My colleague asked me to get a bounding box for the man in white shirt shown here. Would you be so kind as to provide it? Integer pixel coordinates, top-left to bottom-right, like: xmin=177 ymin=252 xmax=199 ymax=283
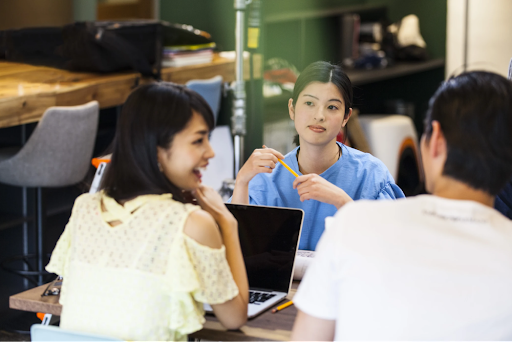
xmin=291 ymin=71 xmax=512 ymax=341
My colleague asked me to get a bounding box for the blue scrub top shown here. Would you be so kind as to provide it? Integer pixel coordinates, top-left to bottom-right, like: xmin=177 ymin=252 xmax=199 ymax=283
xmin=243 ymin=143 xmax=405 ymax=250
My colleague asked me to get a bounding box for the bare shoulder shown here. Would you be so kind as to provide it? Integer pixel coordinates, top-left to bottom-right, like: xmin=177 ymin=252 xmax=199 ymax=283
xmin=183 ymin=209 xmax=223 ymax=249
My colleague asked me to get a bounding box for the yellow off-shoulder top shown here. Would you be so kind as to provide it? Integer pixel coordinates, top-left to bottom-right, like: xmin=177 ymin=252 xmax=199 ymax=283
xmin=46 ymin=191 xmax=238 ymax=341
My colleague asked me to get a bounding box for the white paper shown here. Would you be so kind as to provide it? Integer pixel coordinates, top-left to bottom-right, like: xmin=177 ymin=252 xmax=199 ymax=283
xmin=293 ymin=250 xmax=316 ymax=280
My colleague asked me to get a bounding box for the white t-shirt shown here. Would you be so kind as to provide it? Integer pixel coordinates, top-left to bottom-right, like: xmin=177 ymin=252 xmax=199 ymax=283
xmin=294 ymin=195 xmax=512 ymax=340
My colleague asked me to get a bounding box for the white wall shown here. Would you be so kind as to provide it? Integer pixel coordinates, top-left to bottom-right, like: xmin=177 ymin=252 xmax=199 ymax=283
xmin=446 ymin=0 xmax=512 ymax=78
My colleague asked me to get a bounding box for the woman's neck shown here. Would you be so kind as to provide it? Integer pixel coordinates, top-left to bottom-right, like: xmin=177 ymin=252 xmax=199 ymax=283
xmin=297 ymin=140 xmax=340 ymax=175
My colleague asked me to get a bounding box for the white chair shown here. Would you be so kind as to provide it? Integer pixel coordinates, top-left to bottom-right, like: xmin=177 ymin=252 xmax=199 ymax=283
xmin=509 ymin=57 xmax=512 ymax=79
xmin=358 ymin=114 xmax=423 ymax=196
xmin=201 ymin=126 xmax=234 ymax=191
xmin=186 ymin=76 xmax=234 ymax=191
xmin=31 ymin=324 xmax=122 ymax=341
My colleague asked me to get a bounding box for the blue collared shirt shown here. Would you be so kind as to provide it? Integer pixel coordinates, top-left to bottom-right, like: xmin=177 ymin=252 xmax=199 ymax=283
xmin=243 ymin=143 xmax=405 ymax=250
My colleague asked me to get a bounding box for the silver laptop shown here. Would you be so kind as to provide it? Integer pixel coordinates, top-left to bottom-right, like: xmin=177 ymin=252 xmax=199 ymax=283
xmin=205 ymin=203 xmax=304 ymax=318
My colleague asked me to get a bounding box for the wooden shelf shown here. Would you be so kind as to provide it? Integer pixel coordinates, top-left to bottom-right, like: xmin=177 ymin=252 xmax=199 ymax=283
xmin=264 ymin=4 xmax=385 ymax=23
xmin=347 ymin=58 xmax=445 ymax=86
xmin=263 ymin=59 xmax=446 ymax=105
xmin=0 ymin=53 xmax=262 ymax=129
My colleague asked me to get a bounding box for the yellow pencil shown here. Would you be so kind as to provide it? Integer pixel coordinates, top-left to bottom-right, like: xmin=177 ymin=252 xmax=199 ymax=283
xmin=278 ymin=159 xmax=299 ymax=178
xmin=272 ymin=300 xmax=294 ymax=313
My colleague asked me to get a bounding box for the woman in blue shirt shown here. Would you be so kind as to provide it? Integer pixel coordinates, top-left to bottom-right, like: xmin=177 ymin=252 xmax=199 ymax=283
xmin=232 ymin=61 xmax=404 ymax=250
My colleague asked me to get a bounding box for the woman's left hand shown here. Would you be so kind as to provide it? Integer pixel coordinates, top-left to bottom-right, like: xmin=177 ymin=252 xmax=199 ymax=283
xmin=293 ymin=174 xmax=353 ymax=209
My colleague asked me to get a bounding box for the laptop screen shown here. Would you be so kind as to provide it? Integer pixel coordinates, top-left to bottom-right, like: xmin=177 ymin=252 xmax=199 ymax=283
xmin=226 ymin=204 xmax=304 ymax=293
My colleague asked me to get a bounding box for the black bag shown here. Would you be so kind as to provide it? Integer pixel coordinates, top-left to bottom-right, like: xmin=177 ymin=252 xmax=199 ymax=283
xmin=61 ymin=21 xmax=163 ymax=78
xmin=0 ymin=20 xmax=212 ymax=79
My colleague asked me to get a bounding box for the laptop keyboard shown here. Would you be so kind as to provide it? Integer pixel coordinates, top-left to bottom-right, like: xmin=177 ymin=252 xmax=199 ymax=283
xmin=249 ymin=291 xmax=276 ymax=304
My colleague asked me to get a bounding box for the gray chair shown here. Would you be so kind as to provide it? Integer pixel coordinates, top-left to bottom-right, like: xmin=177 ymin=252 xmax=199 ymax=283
xmin=0 ymin=101 xmax=99 ymax=285
xmin=186 ymin=75 xmax=223 ymax=122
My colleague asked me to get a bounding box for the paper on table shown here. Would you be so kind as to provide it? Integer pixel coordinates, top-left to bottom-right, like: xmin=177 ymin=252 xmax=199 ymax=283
xmin=293 ymin=250 xmax=316 ymax=280
xmin=293 ymin=216 xmax=334 ymax=280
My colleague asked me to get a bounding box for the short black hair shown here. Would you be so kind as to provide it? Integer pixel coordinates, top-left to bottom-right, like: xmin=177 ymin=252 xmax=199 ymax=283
xmin=292 ymin=61 xmax=353 ymax=146
xmin=424 ymin=71 xmax=512 ymax=195
xmin=101 ymin=82 xmax=214 ymax=202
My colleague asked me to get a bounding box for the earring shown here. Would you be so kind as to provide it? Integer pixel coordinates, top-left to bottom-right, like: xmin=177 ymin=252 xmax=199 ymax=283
xmin=158 ymin=162 xmax=163 ymax=172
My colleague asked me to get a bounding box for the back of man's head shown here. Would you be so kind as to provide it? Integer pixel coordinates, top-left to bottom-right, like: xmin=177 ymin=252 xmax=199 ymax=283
xmin=424 ymin=71 xmax=512 ymax=195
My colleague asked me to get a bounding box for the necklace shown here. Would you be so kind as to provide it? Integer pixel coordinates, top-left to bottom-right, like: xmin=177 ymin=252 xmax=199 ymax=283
xmin=296 ymin=143 xmax=342 ymax=174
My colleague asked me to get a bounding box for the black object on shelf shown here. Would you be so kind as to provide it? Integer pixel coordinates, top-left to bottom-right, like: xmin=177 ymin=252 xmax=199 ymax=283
xmin=0 ymin=20 xmax=213 ymax=79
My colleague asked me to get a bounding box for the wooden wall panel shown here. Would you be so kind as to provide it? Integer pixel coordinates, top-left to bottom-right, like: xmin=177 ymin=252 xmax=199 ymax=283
xmin=0 ymin=0 xmax=73 ymax=30
xmin=97 ymin=0 xmax=153 ymax=20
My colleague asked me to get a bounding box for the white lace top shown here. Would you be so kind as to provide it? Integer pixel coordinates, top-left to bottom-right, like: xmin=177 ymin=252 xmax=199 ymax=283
xmin=46 ymin=191 xmax=238 ymax=341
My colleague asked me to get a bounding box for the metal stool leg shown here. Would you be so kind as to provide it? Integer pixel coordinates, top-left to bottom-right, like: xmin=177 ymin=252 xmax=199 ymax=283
xmin=36 ymin=187 xmax=45 ymax=286
xmin=22 ymin=186 xmax=29 ymax=289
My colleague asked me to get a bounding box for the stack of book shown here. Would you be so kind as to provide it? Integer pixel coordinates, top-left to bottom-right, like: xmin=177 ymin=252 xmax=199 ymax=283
xmin=162 ymin=42 xmax=216 ymax=68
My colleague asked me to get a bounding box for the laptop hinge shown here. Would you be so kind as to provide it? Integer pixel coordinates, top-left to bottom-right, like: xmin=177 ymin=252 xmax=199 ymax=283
xmin=250 ymin=287 xmax=275 ymax=293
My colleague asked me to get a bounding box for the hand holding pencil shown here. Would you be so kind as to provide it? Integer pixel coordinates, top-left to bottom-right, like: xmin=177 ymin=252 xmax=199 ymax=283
xmin=260 ymin=145 xmax=299 ymax=178
xmin=235 ymin=145 xmax=285 ymax=185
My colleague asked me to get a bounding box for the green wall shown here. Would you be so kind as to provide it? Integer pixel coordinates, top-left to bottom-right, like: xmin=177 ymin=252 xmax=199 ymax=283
xmin=158 ymin=0 xmax=446 ymax=158
xmin=159 ymin=0 xmax=446 ymax=62
xmin=73 ymin=0 xmax=97 ymax=21
xmin=160 ymin=0 xmax=236 ymax=51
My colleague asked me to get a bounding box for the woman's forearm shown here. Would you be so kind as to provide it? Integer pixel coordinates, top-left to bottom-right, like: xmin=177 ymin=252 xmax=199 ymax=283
xmin=334 ymin=190 xmax=353 ymax=209
xmin=231 ymin=180 xmax=250 ymax=205
xmin=218 ymin=216 xmax=249 ymax=303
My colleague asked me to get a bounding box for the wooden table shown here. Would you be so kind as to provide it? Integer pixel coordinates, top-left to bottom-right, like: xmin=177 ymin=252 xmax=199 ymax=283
xmin=9 ymin=281 xmax=298 ymax=341
xmin=0 ymin=53 xmax=262 ymax=129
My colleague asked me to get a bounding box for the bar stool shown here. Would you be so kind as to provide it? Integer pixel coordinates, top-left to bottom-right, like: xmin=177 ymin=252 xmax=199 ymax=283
xmin=0 ymin=101 xmax=99 ymax=286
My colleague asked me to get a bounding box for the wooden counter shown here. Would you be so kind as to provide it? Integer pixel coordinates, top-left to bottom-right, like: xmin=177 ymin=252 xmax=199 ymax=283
xmin=0 ymin=53 xmax=262 ymax=129
xmin=10 ymin=280 xmax=298 ymax=341
xmin=9 ymin=284 xmax=62 ymax=316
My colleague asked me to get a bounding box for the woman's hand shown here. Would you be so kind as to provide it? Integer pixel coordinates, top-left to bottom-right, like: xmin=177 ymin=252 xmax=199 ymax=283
xmin=236 ymin=146 xmax=285 ymax=186
xmin=231 ymin=146 xmax=284 ymax=205
xmin=293 ymin=174 xmax=353 ymax=209
xmin=192 ymin=185 xmax=235 ymax=226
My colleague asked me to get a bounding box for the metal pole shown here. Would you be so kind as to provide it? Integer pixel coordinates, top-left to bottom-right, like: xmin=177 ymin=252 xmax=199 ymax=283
xmin=463 ymin=0 xmax=469 ymax=72
xmin=232 ymin=0 xmax=251 ymax=175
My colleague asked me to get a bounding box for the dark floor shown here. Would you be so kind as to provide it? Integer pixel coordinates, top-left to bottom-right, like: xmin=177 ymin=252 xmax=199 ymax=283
xmin=0 ymin=330 xmax=29 ymax=341
xmin=0 ymin=310 xmax=37 ymax=341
